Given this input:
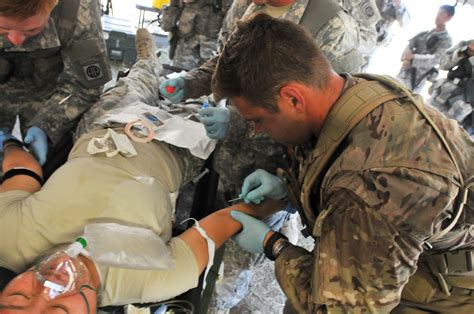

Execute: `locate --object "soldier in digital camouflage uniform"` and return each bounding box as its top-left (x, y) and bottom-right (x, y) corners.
top-left (213, 14), bottom-right (474, 313)
top-left (397, 4), bottom-right (454, 93)
top-left (375, 0), bottom-right (409, 46)
top-left (337, 0), bottom-right (409, 66)
top-left (0, 0), bottom-right (111, 170)
top-left (335, 0), bottom-right (380, 59)
top-left (428, 39), bottom-right (474, 137)
top-left (159, 0), bottom-right (376, 311)
top-left (159, 0), bottom-right (233, 70)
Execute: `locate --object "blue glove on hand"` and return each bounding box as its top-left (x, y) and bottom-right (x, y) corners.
top-left (159, 77), bottom-right (185, 103)
top-left (198, 106), bottom-right (230, 140)
top-left (230, 210), bottom-right (271, 254)
top-left (0, 127), bottom-right (15, 152)
top-left (24, 126), bottom-right (48, 165)
top-left (240, 169), bottom-right (288, 204)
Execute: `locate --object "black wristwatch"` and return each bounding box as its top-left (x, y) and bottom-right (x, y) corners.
top-left (264, 232), bottom-right (291, 261)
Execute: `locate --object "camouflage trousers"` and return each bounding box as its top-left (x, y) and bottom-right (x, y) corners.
top-left (75, 57), bottom-right (203, 183)
top-left (172, 36), bottom-right (218, 71)
top-left (396, 67), bottom-right (431, 94)
top-left (75, 58), bottom-right (162, 140)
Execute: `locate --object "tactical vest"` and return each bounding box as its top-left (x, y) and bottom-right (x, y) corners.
top-left (299, 0), bottom-right (365, 73)
top-left (282, 74), bottom-right (474, 305)
top-left (283, 74), bottom-right (473, 247)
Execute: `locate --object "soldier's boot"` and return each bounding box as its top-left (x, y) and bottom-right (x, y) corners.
top-left (135, 28), bottom-right (156, 60)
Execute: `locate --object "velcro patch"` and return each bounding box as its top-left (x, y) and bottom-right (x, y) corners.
top-left (83, 62), bottom-right (104, 81)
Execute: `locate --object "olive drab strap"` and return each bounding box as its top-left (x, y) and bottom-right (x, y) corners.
top-left (299, 78), bottom-right (402, 232)
top-left (354, 73), bottom-right (473, 248)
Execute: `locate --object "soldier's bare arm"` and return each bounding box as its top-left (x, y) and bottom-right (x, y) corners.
top-left (1, 145), bottom-right (43, 193)
top-left (181, 198), bottom-right (286, 271)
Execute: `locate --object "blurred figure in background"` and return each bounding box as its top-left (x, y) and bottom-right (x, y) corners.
top-left (429, 39), bottom-right (474, 136)
top-left (375, 0), bottom-right (409, 46)
top-left (159, 0), bottom-right (233, 70)
top-left (397, 4), bottom-right (454, 93)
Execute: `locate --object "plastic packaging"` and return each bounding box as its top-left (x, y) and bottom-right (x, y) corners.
top-left (83, 223), bottom-right (175, 270)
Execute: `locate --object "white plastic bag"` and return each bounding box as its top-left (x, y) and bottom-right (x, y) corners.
top-left (83, 223), bottom-right (175, 270)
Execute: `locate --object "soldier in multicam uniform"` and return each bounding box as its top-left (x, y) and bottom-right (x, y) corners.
top-left (428, 39), bottom-right (474, 136)
top-left (159, 0), bottom-right (375, 311)
top-left (159, 0), bottom-right (233, 70)
top-left (0, 0), bottom-right (111, 171)
top-left (397, 4), bottom-right (454, 93)
top-left (213, 14), bottom-right (474, 313)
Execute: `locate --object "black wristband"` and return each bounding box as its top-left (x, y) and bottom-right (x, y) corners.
top-left (1, 167), bottom-right (43, 186)
top-left (264, 232), bottom-right (288, 261)
top-left (3, 138), bottom-right (25, 150)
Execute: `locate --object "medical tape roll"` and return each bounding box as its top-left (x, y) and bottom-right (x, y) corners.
top-left (124, 119), bottom-right (156, 143)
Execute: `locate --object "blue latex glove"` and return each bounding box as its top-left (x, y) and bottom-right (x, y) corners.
top-left (0, 127), bottom-right (15, 152)
top-left (198, 106), bottom-right (230, 140)
top-left (230, 210), bottom-right (271, 254)
top-left (159, 77), bottom-right (185, 103)
top-left (240, 169), bottom-right (288, 204)
top-left (24, 126), bottom-right (48, 165)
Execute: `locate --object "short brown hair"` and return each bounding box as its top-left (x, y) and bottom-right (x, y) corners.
top-left (0, 0), bottom-right (58, 20)
top-left (212, 13), bottom-right (332, 112)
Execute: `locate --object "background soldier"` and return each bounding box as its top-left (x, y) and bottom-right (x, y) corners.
top-left (335, 0), bottom-right (380, 61)
top-left (0, 0), bottom-right (111, 174)
top-left (397, 4), bottom-right (454, 93)
top-left (429, 39), bottom-right (474, 136)
top-left (375, 0), bottom-right (409, 46)
top-left (159, 0), bottom-right (233, 70)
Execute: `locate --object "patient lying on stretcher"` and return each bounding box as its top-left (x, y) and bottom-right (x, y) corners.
top-left (0, 29), bottom-right (286, 312)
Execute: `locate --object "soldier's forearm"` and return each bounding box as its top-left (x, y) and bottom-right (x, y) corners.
top-left (183, 55), bottom-right (219, 99)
